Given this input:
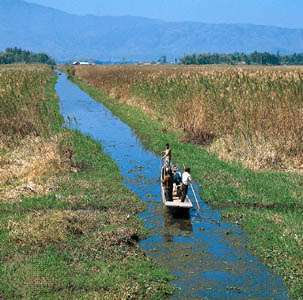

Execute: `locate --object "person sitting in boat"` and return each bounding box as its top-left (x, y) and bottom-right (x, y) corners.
top-left (172, 166), bottom-right (182, 185)
top-left (162, 143), bottom-right (172, 166)
top-left (181, 167), bottom-right (192, 202)
top-left (172, 165), bottom-right (182, 197)
top-left (162, 167), bottom-right (174, 201)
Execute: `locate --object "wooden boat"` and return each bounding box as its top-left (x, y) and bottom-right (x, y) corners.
top-left (160, 165), bottom-right (193, 213)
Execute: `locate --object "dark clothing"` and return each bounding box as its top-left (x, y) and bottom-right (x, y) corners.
top-left (173, 172), bottom-right (182, 185)
top-left (165, 188), bottom-right (173, 202)
top-left (176, 185), bottom-right (182, 198)
top-left (163, 175), bottom-right (172, 187)
top-left (181, 184), bottom-right (189, 202)
top-left (163, 174), bottom-right (173, 201)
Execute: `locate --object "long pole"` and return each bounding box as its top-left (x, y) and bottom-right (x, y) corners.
top-left (183, 164), bottom-right (201, 211)
top-left (191, 183), bottom-right (200, 210)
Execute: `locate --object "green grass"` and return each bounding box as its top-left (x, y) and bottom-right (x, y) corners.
top-left (41, 75), bottom-right (63, 134)
top-left (0, 70), bottom-right (174, 299)
top-left (73, 77), bottom-right (303, 300)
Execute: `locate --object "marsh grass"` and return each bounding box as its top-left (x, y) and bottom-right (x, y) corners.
top-left (73, 78), bottom-right (303, 299)
top-left (75, 65), bottom-right (303, 171)
top-left (0, 65), bottom-right (62, 145)
top-left (0, 132), bottom-right (174, 299)
top-left (0, 66), bottom-right (174, 299)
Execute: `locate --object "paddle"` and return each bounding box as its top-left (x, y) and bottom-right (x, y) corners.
top-left (182, 164), bottom-right (200, 210)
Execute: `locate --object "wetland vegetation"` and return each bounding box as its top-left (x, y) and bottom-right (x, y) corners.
top-left (0, 65), bottom-right (173, 299)
top-left (72, 65), bottom-right (303, 299)
top-left (75, 65), bottom-right (303, 171)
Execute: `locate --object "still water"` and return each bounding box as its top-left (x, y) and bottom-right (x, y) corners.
top-left (56, 73), bottom-right (288, 299)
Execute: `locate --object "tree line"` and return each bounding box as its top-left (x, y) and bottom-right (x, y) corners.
top-left (180, 51), bottom-right (303, 65)
top-left (0, 48), bottom-right (55, 65)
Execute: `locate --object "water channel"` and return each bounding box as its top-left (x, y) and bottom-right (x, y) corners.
top-left (56, 73), bottom-right (289, 299)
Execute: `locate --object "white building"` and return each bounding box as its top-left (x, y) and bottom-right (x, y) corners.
top-left (72, 61), bottom-right (94, 65)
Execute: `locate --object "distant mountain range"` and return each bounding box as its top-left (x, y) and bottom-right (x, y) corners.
top-left (1, 0), bottom-right (303, 61)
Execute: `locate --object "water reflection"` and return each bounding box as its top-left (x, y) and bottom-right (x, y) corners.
top-left (162, 210), bottom-right (193, 243)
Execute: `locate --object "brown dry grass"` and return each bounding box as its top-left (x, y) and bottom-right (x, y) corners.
top-left (75, 65), bottom-right (303, 171)
top-left (8, 210), bottom-right (100, 246)
top-left (0, 65), bottom-right (67, 202)
top-left (0, 134), bottom-right (71, 202)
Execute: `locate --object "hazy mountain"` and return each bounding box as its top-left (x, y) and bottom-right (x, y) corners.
top-left (1, 0), bottom-right (303, 61)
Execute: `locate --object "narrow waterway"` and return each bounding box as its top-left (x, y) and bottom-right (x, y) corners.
top-left (56, 73), bottom-right (289, 299)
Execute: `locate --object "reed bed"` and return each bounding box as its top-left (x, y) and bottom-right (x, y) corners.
top-left (0, 65), bottom-right (173, 298)
top-left (75, 65), bottom-right (303, 171)
top-left (0, 65), bottom-right (64, 202)
top-left (0, 65), bottom-right (56, 146)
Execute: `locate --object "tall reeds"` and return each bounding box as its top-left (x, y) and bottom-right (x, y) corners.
top-left (0, 65), bottom-right (54, 145)
top-left (76, 65), bottom-right (303, 170)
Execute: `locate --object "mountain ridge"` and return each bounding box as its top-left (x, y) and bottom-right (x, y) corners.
top-left (1, 0), bottom-right (303, 61)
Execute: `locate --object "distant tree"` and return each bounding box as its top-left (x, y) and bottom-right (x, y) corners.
top-left (180, 51), bottom-right (303, 65)
top-left (0, 48), bottom-right (55, 65)
top-left (158, 55), bottom-right (167, 64)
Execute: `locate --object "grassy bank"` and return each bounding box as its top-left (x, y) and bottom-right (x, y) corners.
top-left (75, 65), bottom-right (303, 171)
top-left (73, 75), bottom-right (303, 299)
top-left (0, 66), bottom-right (174, 299)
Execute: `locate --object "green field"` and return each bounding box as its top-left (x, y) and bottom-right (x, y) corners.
top-left (72, 68), bottom-right (303, 300)
top-left (0, 65), bottom-right (173, 299)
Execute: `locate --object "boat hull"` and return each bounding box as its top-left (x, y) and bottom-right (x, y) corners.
top-left (161, 182), bottom-right (193, 213)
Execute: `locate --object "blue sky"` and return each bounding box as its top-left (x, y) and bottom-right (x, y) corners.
top-left (26, 0), bottom-right (303, 29)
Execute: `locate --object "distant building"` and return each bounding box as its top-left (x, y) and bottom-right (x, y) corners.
top-left (72, 61), bottom-right (94, 65)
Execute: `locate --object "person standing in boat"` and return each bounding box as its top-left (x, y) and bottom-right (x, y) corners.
top-left (162, 143), bottom-right (172, 167)
top-left (181, 167), bottom-right (192, 202)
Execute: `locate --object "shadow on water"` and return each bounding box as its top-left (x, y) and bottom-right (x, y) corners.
top-left (56, 73), bottom-right (289, 300)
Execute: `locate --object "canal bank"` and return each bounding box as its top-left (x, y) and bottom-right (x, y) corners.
top-left (57, 73), bottom-right (291, 299)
